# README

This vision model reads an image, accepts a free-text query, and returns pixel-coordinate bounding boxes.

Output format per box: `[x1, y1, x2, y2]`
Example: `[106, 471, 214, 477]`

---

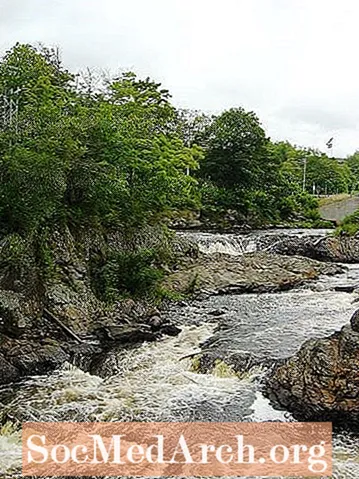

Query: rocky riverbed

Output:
[2, 228, 359, 478]
[0, 227, 345, 388]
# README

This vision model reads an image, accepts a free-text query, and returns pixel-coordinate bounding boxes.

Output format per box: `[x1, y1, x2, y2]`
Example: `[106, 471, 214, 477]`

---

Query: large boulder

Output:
[0, 336, 70, 384]
[265, 311, 359, 426]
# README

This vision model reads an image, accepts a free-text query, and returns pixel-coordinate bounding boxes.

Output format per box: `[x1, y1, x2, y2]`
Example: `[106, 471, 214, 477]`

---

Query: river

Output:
[1, 229, 358, 478]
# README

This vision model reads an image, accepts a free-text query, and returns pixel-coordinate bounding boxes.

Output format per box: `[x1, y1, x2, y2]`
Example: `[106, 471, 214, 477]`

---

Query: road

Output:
[319, 195, 359, 224]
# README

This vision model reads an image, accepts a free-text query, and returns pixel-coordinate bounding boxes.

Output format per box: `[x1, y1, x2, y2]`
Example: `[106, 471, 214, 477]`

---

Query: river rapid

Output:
[1, 229, 359, 478]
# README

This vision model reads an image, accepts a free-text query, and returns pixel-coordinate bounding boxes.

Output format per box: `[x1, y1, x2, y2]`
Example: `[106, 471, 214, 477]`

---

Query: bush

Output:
[336, 210, 359, 236]
[91, 249, 164, 301]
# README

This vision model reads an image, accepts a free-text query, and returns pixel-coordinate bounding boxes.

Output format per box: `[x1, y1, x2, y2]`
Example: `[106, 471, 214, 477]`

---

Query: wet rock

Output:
[265, 315, 359, 426]
[0, 352, 20, 384]
[350, 309, 359, 332]
[147, 307, 160, 318]
[93, 324, 158, 343]
[0, 338, 69, 385]
[148, 315, 163, 331]
[6, 341, 69, 375]
[160, 324, 181, 337]
[178, 300, 189, 307]
[67, 341, 103, 371]
[195, 291, 212, 301]
[268, 236, 359, 264]
[208, 309, 227, 317]
[194, 351, 274, 375]
[334, 285, 357, 293]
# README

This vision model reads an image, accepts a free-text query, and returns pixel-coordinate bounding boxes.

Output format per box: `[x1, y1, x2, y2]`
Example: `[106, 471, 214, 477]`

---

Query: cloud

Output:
[0, 0, 358, 156]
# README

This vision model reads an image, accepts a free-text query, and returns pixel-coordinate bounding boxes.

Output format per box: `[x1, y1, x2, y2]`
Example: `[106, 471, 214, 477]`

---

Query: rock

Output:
[163, 252, 343, 296]
[0, 338, 69, 385]
[147, 307, 160, 318]
[0, 352, 20, 384]
[0, 291, 33, 338]
[148, 315, 162, 331]
[178, 301, 189, 307]
[0, 224, 199, 387]
[94, 325, 157, 343]
[194, 351, 273, 375]
[6, 342, 69, 375]
[265, 319, 359, 426]
[208, 309, 226, 317]
[350, 309, 359, 332]
[268, 236, 359, 264]
[160, 324, 181, 337]
[334, 285, 357, 293]
[195, 291, 211, 301]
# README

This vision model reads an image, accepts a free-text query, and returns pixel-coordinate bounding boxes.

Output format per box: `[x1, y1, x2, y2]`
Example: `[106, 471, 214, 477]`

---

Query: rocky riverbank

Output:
[0, 226, 187, 387]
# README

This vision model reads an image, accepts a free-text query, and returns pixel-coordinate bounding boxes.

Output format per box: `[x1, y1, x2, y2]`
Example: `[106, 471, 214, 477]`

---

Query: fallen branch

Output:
[43, 308, 83, 343]
[179, 350, 202, 361]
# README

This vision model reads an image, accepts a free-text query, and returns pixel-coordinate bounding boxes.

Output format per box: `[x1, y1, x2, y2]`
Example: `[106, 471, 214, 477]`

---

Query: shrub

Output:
[91, 249, 164, 301]
[336, 210, 359, 236]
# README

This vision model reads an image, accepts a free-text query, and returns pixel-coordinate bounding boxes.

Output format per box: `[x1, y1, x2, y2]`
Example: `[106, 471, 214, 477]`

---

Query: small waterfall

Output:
[184, 233, 257, 255]
[179, 229, 332, 256]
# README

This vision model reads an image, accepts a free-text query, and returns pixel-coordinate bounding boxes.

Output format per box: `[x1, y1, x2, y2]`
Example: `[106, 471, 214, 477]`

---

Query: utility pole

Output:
[302, 157, 307, 192]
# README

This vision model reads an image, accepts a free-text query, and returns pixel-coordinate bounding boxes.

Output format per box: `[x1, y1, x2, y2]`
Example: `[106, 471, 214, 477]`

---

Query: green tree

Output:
[176, 109, 212, 148]
[200, 107, 273, 190]
[305, 154, 349, 195]
[0, 45, 202, 235]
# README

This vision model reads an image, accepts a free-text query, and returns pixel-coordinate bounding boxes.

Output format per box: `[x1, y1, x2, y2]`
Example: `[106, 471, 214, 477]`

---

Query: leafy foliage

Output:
[0, 44, 201, 299]
[336, 210, 359, 236]
[0, 44, 200, 237]
[191, 110, 323, 226]
[91, 249, 164, 301]
[199, 108, 274, 190]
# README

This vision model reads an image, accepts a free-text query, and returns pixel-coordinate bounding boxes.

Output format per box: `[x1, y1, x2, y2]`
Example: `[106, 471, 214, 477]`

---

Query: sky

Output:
[1, 0, 358, 157]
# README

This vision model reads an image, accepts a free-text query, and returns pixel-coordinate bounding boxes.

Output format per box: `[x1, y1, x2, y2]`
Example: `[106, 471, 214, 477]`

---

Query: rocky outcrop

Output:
[265, 310, 359, 426]
[0, 227, 186, 386]
[266, 235, 359, 263]
[0, 302, 181, 386]
[163, 252, 343, 295]
[191, 350, 272, 376]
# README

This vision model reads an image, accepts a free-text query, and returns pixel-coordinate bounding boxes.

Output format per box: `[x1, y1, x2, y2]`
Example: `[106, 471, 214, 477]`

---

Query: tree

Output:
[176, 109, 212, 147]
[199, 107, 274, 190]
[0, 43, 77, 233]
[0, 44, 202, 235]
[305, 154, 349, 195]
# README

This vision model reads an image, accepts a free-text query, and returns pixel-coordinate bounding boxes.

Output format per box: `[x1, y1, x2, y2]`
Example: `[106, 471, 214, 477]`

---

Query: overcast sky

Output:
[1, 0, 358, 156]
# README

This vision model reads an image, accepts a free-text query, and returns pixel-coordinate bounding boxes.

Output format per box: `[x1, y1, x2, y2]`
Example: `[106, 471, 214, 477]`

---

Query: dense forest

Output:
[0, 43, 358, 298]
